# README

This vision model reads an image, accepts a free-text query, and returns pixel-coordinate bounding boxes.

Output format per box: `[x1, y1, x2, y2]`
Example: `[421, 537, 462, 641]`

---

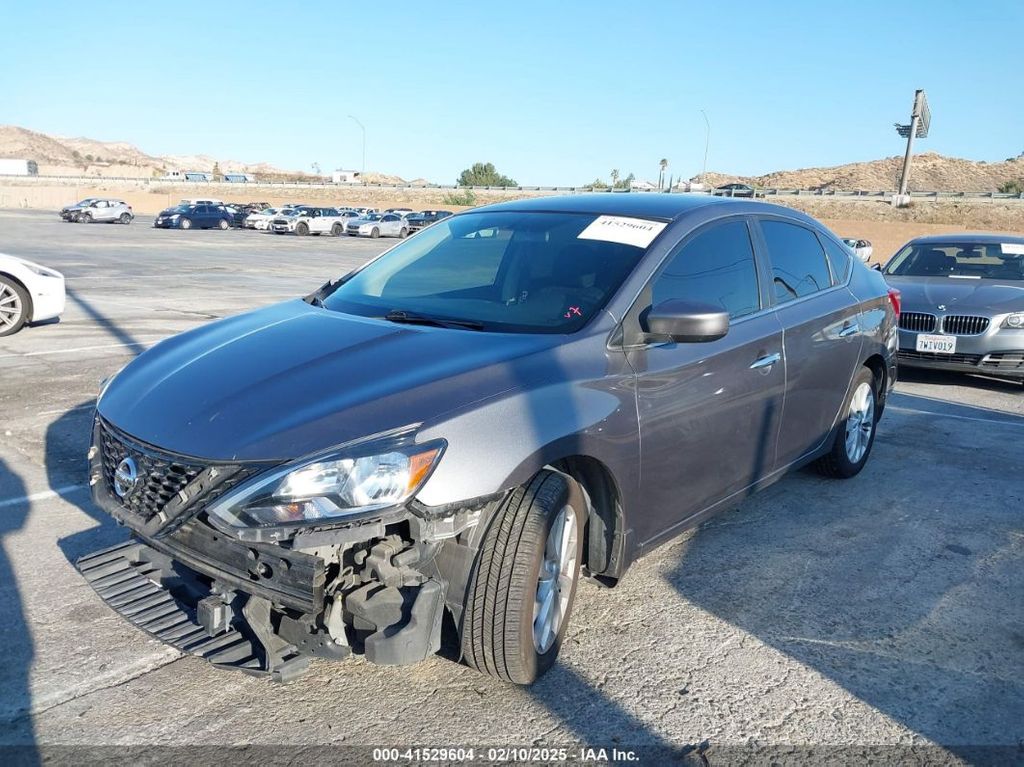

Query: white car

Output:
[245, 207, 290, 230]
[842, 238, 873, 263]
[345, 212, 409, 238]
[0, 254, 66, 337]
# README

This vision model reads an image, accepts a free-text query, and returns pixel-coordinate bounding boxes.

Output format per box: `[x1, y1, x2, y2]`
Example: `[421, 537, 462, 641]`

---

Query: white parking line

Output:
[0, 484, 87, 509]
[888, 404, 1024, 427]
[0, 341, 155, 359]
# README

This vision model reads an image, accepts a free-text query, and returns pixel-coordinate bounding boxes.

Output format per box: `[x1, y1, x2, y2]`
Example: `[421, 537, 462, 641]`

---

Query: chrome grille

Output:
[941, 315, 990, 335]
[898, 312, 937, 332]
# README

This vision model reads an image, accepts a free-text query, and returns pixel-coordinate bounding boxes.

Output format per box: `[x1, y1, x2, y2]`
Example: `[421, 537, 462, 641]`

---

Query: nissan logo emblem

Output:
[113, 457, 139, 498]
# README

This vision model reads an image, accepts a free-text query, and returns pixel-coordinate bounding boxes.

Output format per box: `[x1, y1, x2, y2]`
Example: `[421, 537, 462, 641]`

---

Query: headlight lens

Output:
[207, 440, 444, 538]
[1004, 313, 1024, 328]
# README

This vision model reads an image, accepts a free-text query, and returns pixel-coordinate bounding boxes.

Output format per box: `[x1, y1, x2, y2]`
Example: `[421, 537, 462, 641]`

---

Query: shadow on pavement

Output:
[665, 394, 1024, 758]
[0, 460, 37, 761]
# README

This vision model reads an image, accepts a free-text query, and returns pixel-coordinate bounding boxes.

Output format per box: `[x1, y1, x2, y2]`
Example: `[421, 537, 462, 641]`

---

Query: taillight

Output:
[887, 288, 901, 318]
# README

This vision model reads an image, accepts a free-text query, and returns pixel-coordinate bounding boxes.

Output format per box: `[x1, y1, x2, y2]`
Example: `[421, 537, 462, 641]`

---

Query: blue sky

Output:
[2, 0, 1022, 185]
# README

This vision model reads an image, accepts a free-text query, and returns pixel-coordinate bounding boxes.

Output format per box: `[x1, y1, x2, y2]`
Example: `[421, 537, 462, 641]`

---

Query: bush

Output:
[457, 162, 517, 187]
[998, 179, 1023, 195]
[442, 189, 477, 206]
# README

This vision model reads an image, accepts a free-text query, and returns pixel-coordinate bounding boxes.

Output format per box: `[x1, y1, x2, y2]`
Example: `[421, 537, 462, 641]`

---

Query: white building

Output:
[331, 169, 361, 184]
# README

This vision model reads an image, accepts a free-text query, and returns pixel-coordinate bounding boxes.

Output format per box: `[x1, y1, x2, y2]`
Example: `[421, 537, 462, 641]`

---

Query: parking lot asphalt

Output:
[0, 210, 1021, 758]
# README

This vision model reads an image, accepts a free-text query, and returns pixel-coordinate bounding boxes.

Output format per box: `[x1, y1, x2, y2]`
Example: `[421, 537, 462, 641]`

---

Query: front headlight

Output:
[1003, 313, 1024, 328]
[207, 439, 444, 539]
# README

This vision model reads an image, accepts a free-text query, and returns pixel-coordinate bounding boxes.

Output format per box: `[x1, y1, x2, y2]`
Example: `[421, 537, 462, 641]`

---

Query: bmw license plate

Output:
[916, 334, 956, 354]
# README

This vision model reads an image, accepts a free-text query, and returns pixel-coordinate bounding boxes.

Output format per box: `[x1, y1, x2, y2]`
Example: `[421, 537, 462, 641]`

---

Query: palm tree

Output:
[658, 158, 668, 189]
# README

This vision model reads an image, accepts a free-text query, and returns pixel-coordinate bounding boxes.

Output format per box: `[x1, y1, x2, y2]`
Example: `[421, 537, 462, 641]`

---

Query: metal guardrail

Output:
[1, 173, 1023, 201]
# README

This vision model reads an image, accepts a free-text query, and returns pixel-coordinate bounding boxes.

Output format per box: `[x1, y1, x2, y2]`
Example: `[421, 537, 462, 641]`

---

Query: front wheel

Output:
[296, 222, 309, 236]
[179, 217, 192, 230]
[80, 212, 92, 224]
[370, 227, 380, 239]
[462, 470, 585, 684]
[0, 276, 30, 337]
[814, 367, 878, 478]
[399, 227, 408, 239]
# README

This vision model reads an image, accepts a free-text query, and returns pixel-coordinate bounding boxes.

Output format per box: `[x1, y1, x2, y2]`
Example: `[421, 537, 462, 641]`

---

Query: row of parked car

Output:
[58, 198, 455, 239]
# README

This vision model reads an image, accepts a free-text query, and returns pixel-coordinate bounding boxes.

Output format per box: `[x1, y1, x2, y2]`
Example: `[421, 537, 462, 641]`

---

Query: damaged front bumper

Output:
[79, 417, 486, 682]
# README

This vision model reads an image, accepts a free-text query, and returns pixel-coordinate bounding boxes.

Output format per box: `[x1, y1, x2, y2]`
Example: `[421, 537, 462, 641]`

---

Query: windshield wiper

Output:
[383, 309, 485, 331]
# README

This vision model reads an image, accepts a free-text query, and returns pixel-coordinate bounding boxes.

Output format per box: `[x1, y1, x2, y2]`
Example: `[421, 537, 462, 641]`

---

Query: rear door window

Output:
[818, 234, 852, 284]
[760, 220, 833, 304]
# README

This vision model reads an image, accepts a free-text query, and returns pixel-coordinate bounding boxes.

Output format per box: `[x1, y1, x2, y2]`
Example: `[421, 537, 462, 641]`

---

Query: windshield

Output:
[75, 198, 96, 206]
[321, 211, 657, 333]
[885, 242, 1024, 281]
[172, 204, 192, 212]
[362, 213, 382, 221]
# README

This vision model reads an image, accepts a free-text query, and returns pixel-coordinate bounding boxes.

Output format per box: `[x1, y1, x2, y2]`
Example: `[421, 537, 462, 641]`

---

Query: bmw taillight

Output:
[887, 288, 901, 318]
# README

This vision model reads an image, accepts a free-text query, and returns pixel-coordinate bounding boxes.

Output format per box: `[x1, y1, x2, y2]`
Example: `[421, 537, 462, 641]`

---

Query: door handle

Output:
[838, 322, 860, 338]
[750, 352, 781, 370]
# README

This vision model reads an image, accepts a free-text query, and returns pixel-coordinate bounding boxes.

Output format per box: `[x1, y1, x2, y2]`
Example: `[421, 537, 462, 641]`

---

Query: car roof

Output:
[906, 232, 1024, 246]
[471, 193, 812, 223]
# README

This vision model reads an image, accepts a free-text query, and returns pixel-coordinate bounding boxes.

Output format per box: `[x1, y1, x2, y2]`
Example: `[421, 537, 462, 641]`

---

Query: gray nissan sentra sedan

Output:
[80, 194, 898, 684]
[883, 233, 1024, 383]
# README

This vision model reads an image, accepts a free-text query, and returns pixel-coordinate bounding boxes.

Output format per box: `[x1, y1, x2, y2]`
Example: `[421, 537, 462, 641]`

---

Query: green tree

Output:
[998, 179, 1023, 195]
[613, 172, 635, 190]
[84, 154, 94, 162]
[457, 162, 517, 187]
[587, 178, 609, 189]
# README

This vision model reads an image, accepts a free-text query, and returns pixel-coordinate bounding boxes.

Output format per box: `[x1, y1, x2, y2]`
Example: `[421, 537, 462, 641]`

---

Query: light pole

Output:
[700, 109, 710, 187]
[348, 114, 365, 181]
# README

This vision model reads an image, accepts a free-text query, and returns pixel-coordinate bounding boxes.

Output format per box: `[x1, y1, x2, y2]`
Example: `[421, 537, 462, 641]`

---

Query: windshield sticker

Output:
[578, 216, 667, 248]
[1001, 243, 1024, 255]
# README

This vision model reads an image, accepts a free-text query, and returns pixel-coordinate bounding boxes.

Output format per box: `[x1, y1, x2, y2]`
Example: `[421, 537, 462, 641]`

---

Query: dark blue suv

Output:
[153, 204, 233, 230]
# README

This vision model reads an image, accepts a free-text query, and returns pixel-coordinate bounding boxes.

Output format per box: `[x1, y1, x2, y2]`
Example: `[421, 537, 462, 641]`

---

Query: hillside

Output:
[700, 152, 1024, 192]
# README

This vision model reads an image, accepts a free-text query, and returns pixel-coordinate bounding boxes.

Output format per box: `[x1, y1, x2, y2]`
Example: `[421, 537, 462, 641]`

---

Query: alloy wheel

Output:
[844, 381, 875, 464]
[533, 504, 578, 654]
[0, 282, 24, 332]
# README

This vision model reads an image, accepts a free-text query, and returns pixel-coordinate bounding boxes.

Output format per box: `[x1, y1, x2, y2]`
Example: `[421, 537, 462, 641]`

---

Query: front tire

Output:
[80, 212, 92, 224]
[0, 276, 31, 337]
[814, 367, 878, 478]
[179, 217, 192, 230]
[296, 222, 309, 236]
[462, 470, 585, 684]
[370, 227, 380, 239]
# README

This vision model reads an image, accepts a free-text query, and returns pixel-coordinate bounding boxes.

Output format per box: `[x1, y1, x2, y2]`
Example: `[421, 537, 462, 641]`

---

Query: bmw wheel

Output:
[462, 470, 585, 684]
[0, 276, 30, 337]
[815, 366, 878, 478]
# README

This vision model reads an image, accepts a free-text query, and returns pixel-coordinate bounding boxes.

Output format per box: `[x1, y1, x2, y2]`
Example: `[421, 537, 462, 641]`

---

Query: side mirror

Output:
[644, 300, 730, 343]
[871, 263, 883, 272]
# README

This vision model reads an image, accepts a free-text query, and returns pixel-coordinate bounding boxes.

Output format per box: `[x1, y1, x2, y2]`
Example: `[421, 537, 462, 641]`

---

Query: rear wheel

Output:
[218, 218, 229, 230]
[179, 217, 192, 230]
[119, 212, 131, 224]
[462, 470, 585, 684]
[814, 367, 878, 478]
[296, 222, 309, 236]
[0, 277, 30, 337]
[331, 223, 342, 236]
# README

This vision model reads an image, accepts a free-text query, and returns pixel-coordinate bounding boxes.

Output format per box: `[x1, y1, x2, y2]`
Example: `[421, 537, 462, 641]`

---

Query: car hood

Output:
[98, 300, 560, 462]
[885, 275, 1024, 314]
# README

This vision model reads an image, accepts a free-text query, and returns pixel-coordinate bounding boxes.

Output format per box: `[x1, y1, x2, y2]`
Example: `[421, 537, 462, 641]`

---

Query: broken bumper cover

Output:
[76, 539, 318, 682]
